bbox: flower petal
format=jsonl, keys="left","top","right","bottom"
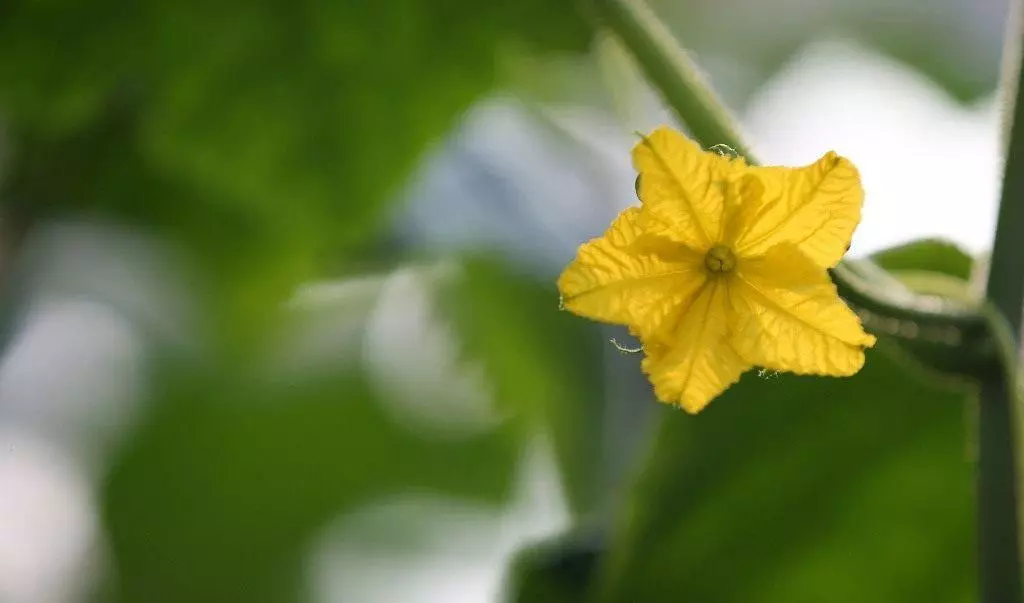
{"left": 557, "top": 206, "right": 705, "bottom": 341}
{"left": 632, "top": 126, "right": 741, "bottom": 250}
{"left": 641, "top": 281, "right": 750, "bottom": 413}
{"left": 729, "top": 151, "right": 863, "bottom": 268}
{"left": 731, "top": 244, "right": 876, "bottom": 376}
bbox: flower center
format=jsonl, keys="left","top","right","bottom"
{"left": 704, "top": 245, "right": 736, "bottom": 274}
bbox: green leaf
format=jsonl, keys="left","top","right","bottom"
{"left": 0, "top": 0, "right": 589, "bottom": 331}
{"left": 507, "top": 534, "right": 605, "bottom": 603}
{"left": 843, "top": 240, "right": 990, "bottom": 375}
{"left": 596, "top": 343, "right": 975, "bottom": 603}
{"left": 867, "top": 239, "right": 978, "bottom": 307}
{"left": 444, "top": 255, "right": 607, "bottom": 516}
{"left": 871, "top": 239, "right": 975, "bottom": 282}
{"left": 101, "top": 365, "right": 523, "bottom": 603}
{"left": 649, "top": 0, "right": 997, "bottom": 105}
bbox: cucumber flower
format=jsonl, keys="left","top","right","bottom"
{"left": 558, "top": 126, "right": 876, "bottom": 413}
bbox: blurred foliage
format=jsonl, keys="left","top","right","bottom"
{"left": 870, "top": 240, "right": 981, "bottom": 310}
{"left": 594, "top": 344, "right": 975, "bottom": 603}
{"left": 651, "top": 0, "right": 1001, "bottom": 105}
{"left": 507, "top": 535, "right": 604, "bottom": 603}
{"left": 101, "top": 365, "right": 524, "bottom": 603}
{"left": 445, "top": 257, "right": 607, "bottom": 516}
{"left": 97, "top": 253, "right": 608, "bottom": 602}
{"left": 861, "top": 240, "right": 992, "bottom": 375}
{"left": 872, "top": 239, "right": 975, "bottom": 282}
{"left": 0, "top": 0, "right": 604, "bottom": 600}
{"left": 0, "top": 0, "right": 588, "bottom": 336}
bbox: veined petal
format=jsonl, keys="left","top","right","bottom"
{"left": 641, "top": 281, "right": 750, "bottom": 413}
{"left": 632, "top": 126, "right": 741, "bottom": 250}
{"left": 729, "top": 151, "right": 863, "bottom": 268}
{"left": 731, "top": 244, "right": 876, "bottom": 376}
{"left": 557, "top": 206, "right": 705, "bottom": 342}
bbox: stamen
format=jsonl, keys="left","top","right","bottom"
{"left": 704, "top": 245, "right": 736, "bottom": 274}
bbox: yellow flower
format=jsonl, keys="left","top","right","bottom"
{"left": 557, "top": 126, "right": 876, "bottom": 413}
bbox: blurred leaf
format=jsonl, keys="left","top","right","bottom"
{"left": 596, "top": 343, "right": 975, "bottom": 603}
{"left": 0, "top": 0, "right": 589, "bottom": 334}
{"left": 650, "top": 0, "right": 998, "bottom": 106}
{"left": 871, "top": 239, "right": 974, "bottom": 282}
{"left": 852, "top": 240, "right": 989, "bottom": 375}
{"left": 445, "top": 256, "right": 606, "bottom": 516}
{"left": 101, "top": 365, "right": 523, "bottom": 603}
{"left": 865, "top": 25, "right": 997, "bottom": 105}
{"left": 507, "top": 534, "right": 605, "bottom": 603}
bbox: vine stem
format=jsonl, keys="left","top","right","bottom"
{"left": 588, "top": 0, "right": 1024, "bottom": 599}
{"left": 978, "top": 0, "right": 1024, "bottom": 598}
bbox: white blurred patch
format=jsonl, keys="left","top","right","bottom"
{"left": 396, "top": 97, "right": 637, "bottom": 276}
{"left": 0, "top": 298, "right": 145, "bottom": 469}
{"left": 306, "top": 439, "right": 569, "bottom": 603}
{"left": 0, "top": 219, "right": 184, "bottom": 603}
{"left": 0, "top": 429, "right": 99, "bottom": 603}
{"left": 269, "top": 275, "right": 392, "bottom": 378}
{"left": 22, "top": 220, "right": 195, "bottom": 350}
{"left": 362, "top": 264, "right": 501, "bottom": 439}
{"left": 744, "top": 38, "right": 1001, "bottom": 256}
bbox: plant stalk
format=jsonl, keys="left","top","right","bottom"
{"left": 585, "top": 0, "right": 753, "bottom": 159}
{"left": 977, "top": 0, "right": 1024, "bottom": 598}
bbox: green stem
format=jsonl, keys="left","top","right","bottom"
{"left": 989, "top": 2, "right": 1024, "bottom": 338}
{"left": 977, "top": 1, "right": 1024, "bottom": 597}
{"left": 585, "top": 0, "right": 753, "bottom": 159}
